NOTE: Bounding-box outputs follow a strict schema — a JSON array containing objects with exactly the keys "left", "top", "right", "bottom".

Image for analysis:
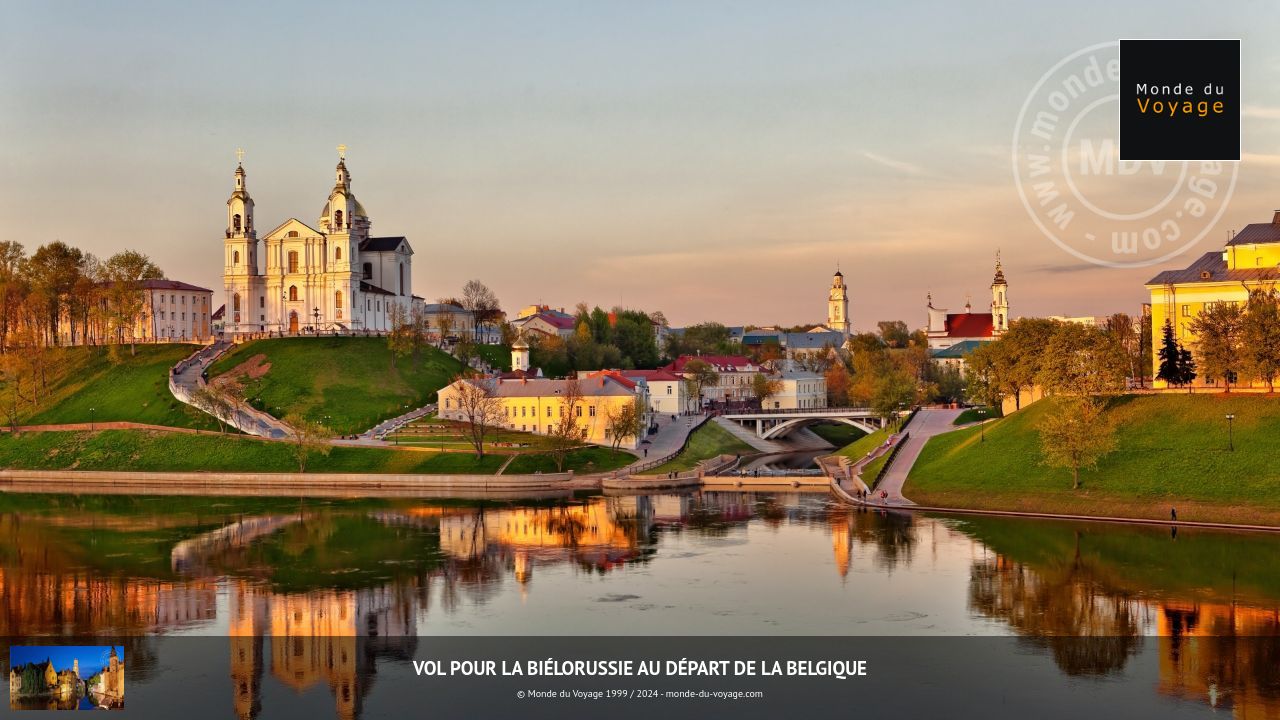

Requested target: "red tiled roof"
[
  {"left": 583, "top": 370, "right": 638, "bottom": 390},
  {"left": 664, "top": 355, "right": 756, "bottom": 372},
  {"left": 622, "top": 369, "right": 682, "bottom": 382},
  {"left": 944, "top": 313, "right": 994, "bottom": 339}
]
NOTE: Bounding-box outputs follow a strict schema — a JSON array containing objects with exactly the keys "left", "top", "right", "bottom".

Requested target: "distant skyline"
[
  {"left": 4, "top": 2, "right": 1280, "bottom": 328},
  {"left": 10, "top": 645, "right": 121, "bottom": 678}
]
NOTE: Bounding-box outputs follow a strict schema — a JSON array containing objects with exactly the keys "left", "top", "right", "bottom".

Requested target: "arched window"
[
  {"left": 362, "top": 262, "right": 372, "bottom": 280},
  {"left": 232, "top": 214, "right": 242, "bottom": 232},
  {"left": 334, "top": 290, "right": 343, "bottom": 309},
  {"left": 233, "top": 250, "right": 240, "bottom": 265},
  {"left": 334, "top": 209, "right": 343, "bottom": 228},
  {"left": 287, "top": 251, "right": 299, "bottom": 273},
  {"left": 289, "top": 285, "right": 298, "bottom": 301},
  {"left": 336, "top": 246, "right": 342, "bottom": 261},
  {"left": 398, "top": 263, "right": 405, "bottom": 295},
  {"left": 232, "top": 293, "right": 241, "bottom": 312}
]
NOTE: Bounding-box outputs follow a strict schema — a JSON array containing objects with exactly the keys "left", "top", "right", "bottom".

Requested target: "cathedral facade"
[{"left": 223, "top": 152, "right": 415, "bottom": 336}]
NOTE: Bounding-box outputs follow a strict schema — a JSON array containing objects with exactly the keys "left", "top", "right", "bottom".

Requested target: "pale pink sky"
[{"left": 3, "top": 2, "right": 1279, "bottom": 329}]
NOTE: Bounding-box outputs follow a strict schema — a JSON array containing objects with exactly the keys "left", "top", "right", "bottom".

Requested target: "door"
[{"left": 288, "top": 311, "right": 299, "bottom": 335}]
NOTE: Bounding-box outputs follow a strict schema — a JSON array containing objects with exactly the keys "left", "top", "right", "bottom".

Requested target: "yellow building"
[
  {"left": 1145, "top": 210, "right": 1280, "bottom": 389},
  {"left": 437, "top": 373, "right": 648, "bottom": 450}
]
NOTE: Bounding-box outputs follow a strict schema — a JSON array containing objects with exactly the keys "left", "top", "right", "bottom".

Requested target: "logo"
[{"left": 1012, "top": 41, "right": 1238, "bottom": 268}]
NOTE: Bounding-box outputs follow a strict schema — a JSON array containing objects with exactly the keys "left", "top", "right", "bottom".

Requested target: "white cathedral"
[{"left": 222, "top": 150, "right": 415, "bottom": 336}]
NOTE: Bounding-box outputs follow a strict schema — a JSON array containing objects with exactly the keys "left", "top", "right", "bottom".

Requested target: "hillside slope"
[{"left": 207, "top": 337, "right": 462, "bottom": 435}]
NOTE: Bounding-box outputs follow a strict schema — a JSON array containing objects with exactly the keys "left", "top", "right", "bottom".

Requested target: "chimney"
[{"left": 1273, "top": 210, "right": 1280, "bottom": 225}]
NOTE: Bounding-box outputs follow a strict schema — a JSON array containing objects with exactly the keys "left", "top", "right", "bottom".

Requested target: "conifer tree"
[{"left": 1156, "top": 319, "right": 1180, "bottom": 385}]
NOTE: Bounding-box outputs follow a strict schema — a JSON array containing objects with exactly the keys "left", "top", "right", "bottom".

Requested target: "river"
[{"left": 3, "top": 489, "right": 1279, "bottom": 716}]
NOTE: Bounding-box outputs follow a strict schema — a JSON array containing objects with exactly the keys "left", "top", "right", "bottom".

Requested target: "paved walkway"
[
  {"left": 170, "top": 341, "right": 293, "bottom": 440},
  {"left": 620, "top": 413, "right": 708, "bottom": 473},
  {"left": 874, "top": 407, "right": 965, "bottom": 506}
]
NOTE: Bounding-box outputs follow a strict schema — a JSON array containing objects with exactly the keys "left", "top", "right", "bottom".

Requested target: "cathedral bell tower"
[
  {"left": 225, "top": 151, "right": 258, "bottom": 276},
  {"left": 827, "top": 268, "right": 850, "bottom": 338},
  {"left": 990, "top": 251, "right": 1009, "bottom": 335}
]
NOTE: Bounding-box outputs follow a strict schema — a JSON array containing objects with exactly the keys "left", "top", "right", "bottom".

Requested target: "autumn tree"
[
  {"left": 460, "top": 279, "right": 503, "bottom": 326},
  {"left": 1036, "top": 322, "right": 1127, "bottom": 397},
  {"left": 824, "top": 362, "right": 851, "bottom": 406},
  {"left": 1190, "top": 301, "right": 1245, "bottom": 391},
  {"left": 547, "top": 376, "right": 585, "bottom": 471},
  {"left": 451, "top": 375, "right": 504, "bottom": 458},
  {"left": 1038, "top": 396, "right": 1115, "bottom": 489},
  {"left": 102, "top": 250, "right": 163, "bottom": 354},
  {"left": 284, "top": 412, "right": 332, "bottom": 471},
  {"left": 1241, "top": 288, "right": 1280, "bottom": 391},
  {"left": 680, "top": 359, "right": 719, "bottom": 412},
  {"left": 604, "top": 397, "right": 644, "bottom": 451},
  {"left": 749, "top": 372, "right": 783, "bottom": 406}
]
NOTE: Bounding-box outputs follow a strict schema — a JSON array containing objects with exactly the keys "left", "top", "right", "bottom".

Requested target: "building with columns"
[{"left": 223, "top": 150, "right": 415, "bottom": 336}]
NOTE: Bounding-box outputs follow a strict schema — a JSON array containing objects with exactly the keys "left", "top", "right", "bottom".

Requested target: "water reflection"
[{"left": 6, "top": 494, "right": 1280, "bottom": 717}]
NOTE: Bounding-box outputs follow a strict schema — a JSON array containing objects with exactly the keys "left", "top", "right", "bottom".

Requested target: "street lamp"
[
  {"left": 1226, "top": 413, "right": 1235, "bottom": 452},
  {"left": 978, "top": 408, "right": 987, "bottom": 443},
  {"left": 312, "top": 307, "right": 321, "bottom": 333},
  {"left": 89, "top": 407, "right": 95, "bottom": 432}
]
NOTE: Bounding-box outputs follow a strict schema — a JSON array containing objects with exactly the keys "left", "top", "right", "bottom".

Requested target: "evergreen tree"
[
  {"left": 1177, "top": 345, "right": 1197, "bottom": 390},
  {"left": 1156, "top": 319, "right": 1180, "bottom": 385}
]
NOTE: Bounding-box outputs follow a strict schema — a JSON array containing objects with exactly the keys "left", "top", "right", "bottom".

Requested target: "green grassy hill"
[
  {"left": 20, "top": 344, "right": 216, "bottom": 429},
  {"left": 0, "top": 430, "right": 505, "bottom": 474},
  {"left": 208, "top": 337, "right": 462, "bottom": 435},
  {"left": 649, "top": 421, "right": 755, "bottom": 473},
  {"left": 909, "top": 394, "right": 1280, "bottom": 525}
]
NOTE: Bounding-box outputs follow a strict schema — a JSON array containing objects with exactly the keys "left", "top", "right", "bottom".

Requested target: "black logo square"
[{"left": 1119, "top": 39, "right": 1240, "bottom": 161}]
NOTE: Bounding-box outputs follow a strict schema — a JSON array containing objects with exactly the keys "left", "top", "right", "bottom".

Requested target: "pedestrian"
[
  {"left": 1171, "top": 507, "right": 1177, "bottom": 522},
  {"left": 644, "top": 448, "right": 648, "bottom": 458}
]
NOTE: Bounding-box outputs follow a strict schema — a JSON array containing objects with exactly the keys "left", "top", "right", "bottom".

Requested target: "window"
[
  {"left": 233, "top": 250, "right": 240, "bottom": 265},
  {"left": 1182, "top": 305, "right": 1190, "bottom": 317},
  {"left": 259, "top": 296, "right": 264, "bottom": 308},
  {"left": 336, "top": 246, "right": 342, "bottom": 261},
  {"left": 362, "top": 262, "right": 372, "bottom": 280},
  {"left": 232, "top": 293, "right": 241, "bottom": 312},
  {"left": 399, "top": 263, "right": 405, "bottom": 295},
  {"left": 289, "top": 285, "right": 298, "bottom": 301},
  {"left": 575, "top": 406, "right": 582, "bottom": 417},
  {"left": 334, "top": 209, "right": 343, "bottom": 228},
  {"left": 288, "top": 251, "right": 299, "bottom": 273},
  {"left": 334, "top": 291, "right": 343, "bottom": 309},
  {"left": 232, "top": 214, "right": 241, "bottom": 232},
  {"left": 546, "top": 406, "right": 552, "bottom": 417},
  {"left": 589, "top": 406, "right": 596, "bottom": 417}
]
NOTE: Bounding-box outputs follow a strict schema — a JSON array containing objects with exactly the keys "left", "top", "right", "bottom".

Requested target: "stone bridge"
[{"left": 720, "top": 407, "right": 884, "bottom": 439}]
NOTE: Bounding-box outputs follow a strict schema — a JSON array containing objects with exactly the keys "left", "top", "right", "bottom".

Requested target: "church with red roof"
[{"left": 926, "top": 254, "right": 1009, "bottom": 351}]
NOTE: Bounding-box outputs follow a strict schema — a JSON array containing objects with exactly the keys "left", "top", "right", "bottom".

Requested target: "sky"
[
  {"left": 10, "top": 645, "right": 122, "bottom": 677},
  {"left": 3, "top": 1, "right": 1280, "bottom": 330}
]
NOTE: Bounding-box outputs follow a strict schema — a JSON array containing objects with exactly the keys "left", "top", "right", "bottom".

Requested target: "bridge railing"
[{"left": 722, "top": 406, "right": 876, "bottom": 417}]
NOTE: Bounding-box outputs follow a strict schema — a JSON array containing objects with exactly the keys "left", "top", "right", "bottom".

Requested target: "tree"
[
  {"left": 451, "top": 375, "right": 503, "bottom": 458},
  {"left": 605, "top": 397, "right": 644, "bottom": 451},
  {"left": 1177, "top": 345, "right": 1197, "bottom": 390},
  {"left": 1036, "top": 322, "right": 1127, "bottom": 397},
  {"left": 681, "top": 359, "right": 719, "bottom": 412},
  {"left": 1038, "top": 396, "right": 1115, "bottom": 489},
  {"left": 749, "top": 372, "right": 783, "bottom": 406},
  {"left": 1104, "top": 312, "right": 1139, "bottom": 383},
  {"left": 871, "top": 366, "right": 916, "bottom": 422},
  {"left": 547, "top": 376, "right": 585, "bottom": 471},
  {"left": 1189, "top": 301, "right": 1245, "bottom": 391},
  {"left": 25, "top": 241, "right": 89, "bottom": 346},
  {"left": 284, "top": 413, "right": 331, "bottom": 471},
  {"left": 824, "top": 362, "right": 851, "bottom": 406},
  {"left": 102, "top": 250, "right": 163, "bottom": 354},
  {"left": 877, "top": 320, "right": 910, "bottom": 348},
  {"left": 189, "top": 384, "right": 232, "bottom": 434},
  {"left": 460, "top": 279, "right": 503, "bottom": 325},
  {"left": 1241, "top": 288, "right": 1280, "bottom": 391},
  {"left": 0, "top": 241, "right": 27, "bottom": 352},
  {"left": 1156, "top": 318, "right": 1181, "bottom": 386},
  {"left": 964, "top": 341, "right": 1003, "bottom": 409}
]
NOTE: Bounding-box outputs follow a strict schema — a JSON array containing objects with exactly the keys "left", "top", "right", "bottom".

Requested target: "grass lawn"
[
  {"left": 909, "top": 394, "right": 1280, "bottom": 525},
  {"left": 21, "top": 344, "right": 219, "bottom": 430},
  {"left": 953, "top": 406, "right": 1000, "bottom": 425},
  {"left": 834, "top": 426, "right": 890, "bottom": 461},
  {"left": 648, "top": 421, "right": 755, "bottom": 473},
  {"left": 861, "top": 451, "right": 891, "bottom": 486},
  {"left": 503, "top": 446, "right": 633, "bottom": 474},
  {"left": 471, "top": 343, "right": 511, "bottom": 372},
  {"left": 809, "top": 422, "right": 866, "bottom": 447},
  {"left": 0, "top": 429, "right": 505, "bottom": 474},
  {"left": 207, "top": 337, "right": 462, "bottom": 435}
]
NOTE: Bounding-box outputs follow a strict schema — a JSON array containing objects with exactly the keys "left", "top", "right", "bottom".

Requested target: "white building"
[
  {"left": 771, "top": 364, "right": 828, "bottom": 410},
  {"left": 222, "top": 150, "right": 415, "bottom": 337}
]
